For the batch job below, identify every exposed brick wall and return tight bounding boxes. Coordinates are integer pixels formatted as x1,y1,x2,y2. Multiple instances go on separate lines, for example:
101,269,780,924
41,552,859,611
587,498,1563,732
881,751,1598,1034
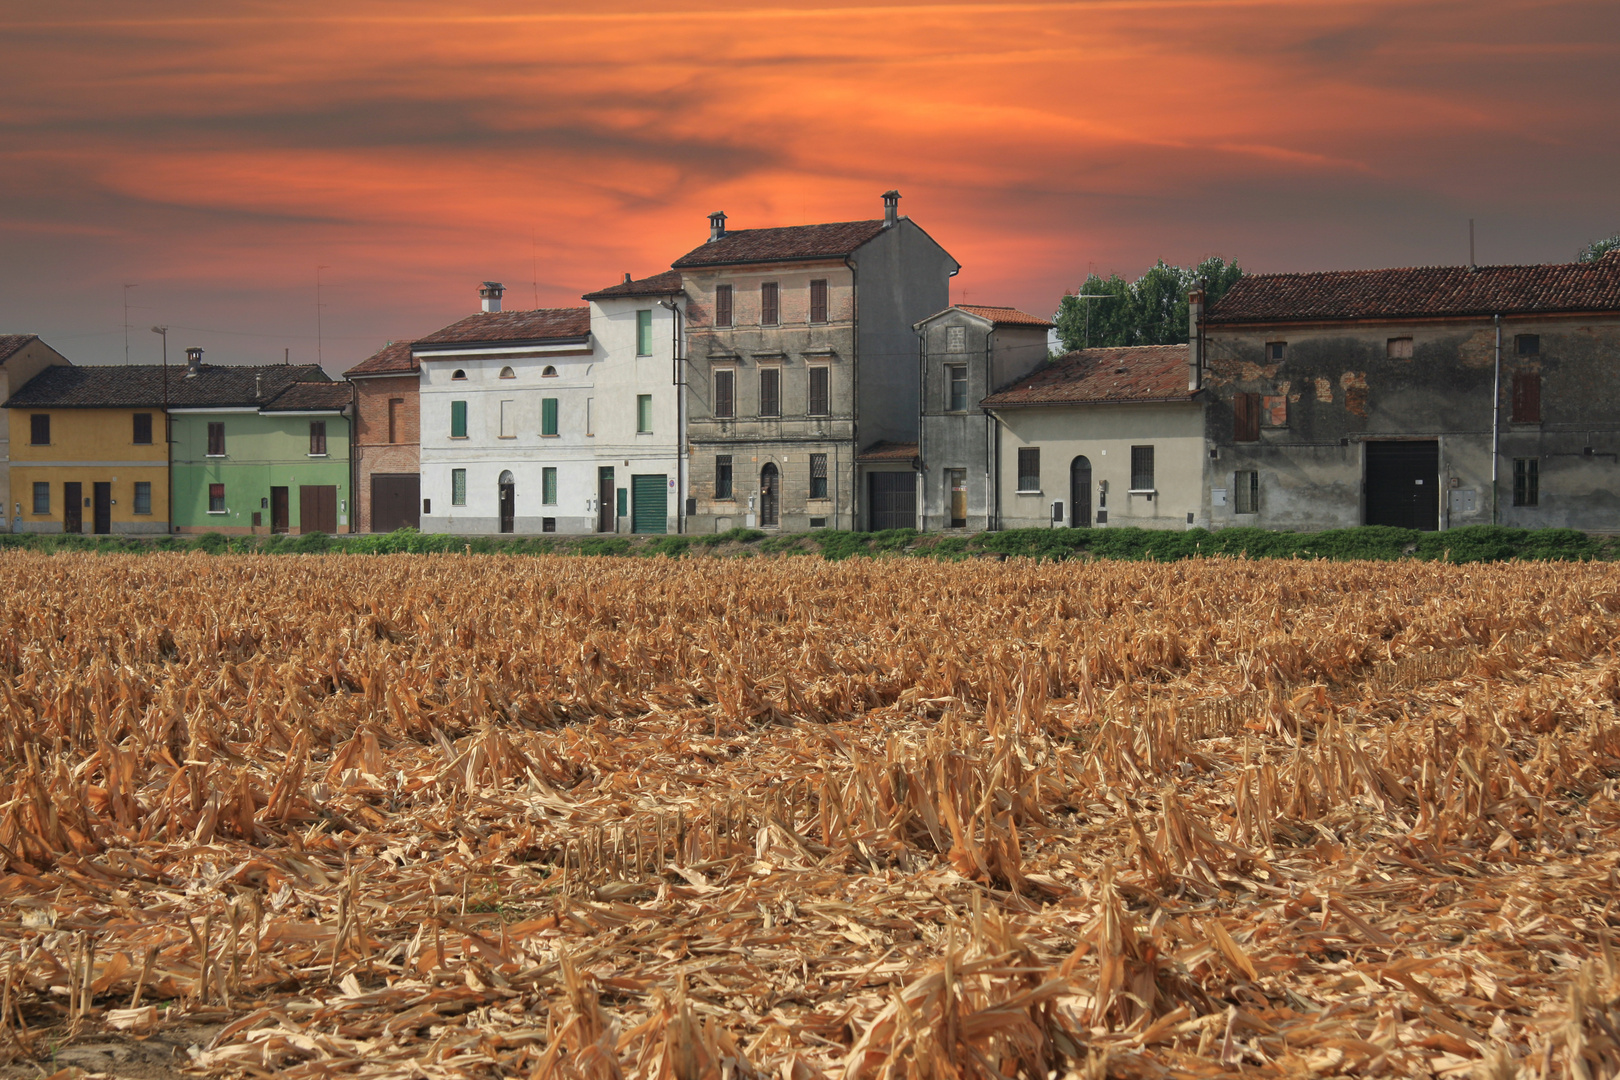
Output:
352,375,420,532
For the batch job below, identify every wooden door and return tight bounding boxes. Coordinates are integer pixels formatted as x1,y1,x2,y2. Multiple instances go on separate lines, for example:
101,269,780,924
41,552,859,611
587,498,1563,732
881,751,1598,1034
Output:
270,487,289,534
299,485,338,535
1364,441,1440,531
499,480,515,533
1069,456,1092,528
947,469,967,528
63,482,82,534
597,467,615,532
93,482,112,534
759,464,779,527
370,474,419,533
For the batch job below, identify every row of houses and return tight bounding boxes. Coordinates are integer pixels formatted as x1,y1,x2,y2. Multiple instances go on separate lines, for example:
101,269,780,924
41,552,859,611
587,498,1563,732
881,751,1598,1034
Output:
4,191,1618,536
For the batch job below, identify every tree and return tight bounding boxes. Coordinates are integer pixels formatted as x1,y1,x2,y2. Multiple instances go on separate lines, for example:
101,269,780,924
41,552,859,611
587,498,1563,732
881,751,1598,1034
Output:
1578,234,1620,263
1053,256,1243,353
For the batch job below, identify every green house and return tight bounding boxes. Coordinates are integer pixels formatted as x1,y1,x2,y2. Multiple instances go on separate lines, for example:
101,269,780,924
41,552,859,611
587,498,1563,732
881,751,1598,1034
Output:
167,352,353,535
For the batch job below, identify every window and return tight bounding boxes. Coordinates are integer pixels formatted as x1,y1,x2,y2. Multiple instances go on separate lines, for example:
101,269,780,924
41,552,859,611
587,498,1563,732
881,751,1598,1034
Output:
207,422,226,456
1233,471,1259,514
636,310,653,355
947,364,968,412
208,483,226,513
1017,447,1040,492
387,398,403,443
542,365,558,378
1266,341,1286,361
637,394,653,433
134,481,152,515
759,367,781,416
808,366,829,416
32,482,49,514
498,400,514,438
1387,337,1413,359
714,284,733,327
451,369,467,380
1131,445,1155,491
542,467,557,505
1512,372,1541,423
760,282,779,326
946,325,966,352
1513,458,1539,506
133,413,153,445
1234,392,1261,441
450,400,468,438
29,414,49,446
542,517,556,533
499,366,515,379
541,397,558,436
309,420,327,455
714,369,735,418
809,279,828,323
1516,334,1540,356
809,453,828,499
451,469,467,506
715,455,733,498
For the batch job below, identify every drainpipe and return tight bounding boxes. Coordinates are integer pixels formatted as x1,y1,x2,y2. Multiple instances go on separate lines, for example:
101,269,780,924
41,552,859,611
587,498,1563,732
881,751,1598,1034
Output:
1491,314,1502,524
661,296,685,534
350,379,359,534
916,326,925,530
845,254,860,530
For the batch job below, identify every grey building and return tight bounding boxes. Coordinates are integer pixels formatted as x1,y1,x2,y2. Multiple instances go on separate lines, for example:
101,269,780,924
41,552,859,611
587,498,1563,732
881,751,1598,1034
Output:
674,191,959,532
1197,251,1620,532
915,304,1051,531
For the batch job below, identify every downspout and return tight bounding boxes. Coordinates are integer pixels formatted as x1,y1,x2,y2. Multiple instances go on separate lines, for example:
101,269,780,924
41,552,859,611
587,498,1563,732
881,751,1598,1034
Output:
916,326,925,530
1491,314,1502,524
661,296,686,534
845,254,859,530
350,379,359,534
985,326,994,530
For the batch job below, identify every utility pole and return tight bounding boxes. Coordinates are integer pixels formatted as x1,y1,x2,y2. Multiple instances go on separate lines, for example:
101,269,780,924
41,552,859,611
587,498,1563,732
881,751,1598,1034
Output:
1072,294,1117,350
316,265,331,365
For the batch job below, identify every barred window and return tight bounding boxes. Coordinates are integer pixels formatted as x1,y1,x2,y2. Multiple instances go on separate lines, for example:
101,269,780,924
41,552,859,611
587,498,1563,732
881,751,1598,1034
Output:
134,481,153,515
1131,446,1155,491
32,482,49,514
809,453,828,499
451,469,467,506
542,467,557,505
1513,458,1539,507
1233,471,1259,514
715,455,733,499
1017,447,1040,492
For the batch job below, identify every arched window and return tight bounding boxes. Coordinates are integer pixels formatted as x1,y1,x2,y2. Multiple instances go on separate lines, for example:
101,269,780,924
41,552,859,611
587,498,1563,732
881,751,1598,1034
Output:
542,365,558,378
451,369,467,381
499,366,515,379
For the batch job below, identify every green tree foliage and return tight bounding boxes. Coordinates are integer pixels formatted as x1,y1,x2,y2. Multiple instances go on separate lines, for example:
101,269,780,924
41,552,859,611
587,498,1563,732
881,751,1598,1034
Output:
1578,234,1620,263
1054,256,1243,352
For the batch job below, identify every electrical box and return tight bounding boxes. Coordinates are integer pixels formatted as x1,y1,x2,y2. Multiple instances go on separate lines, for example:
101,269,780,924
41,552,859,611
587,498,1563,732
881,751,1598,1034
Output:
1448,489,1477,514
1051,500,1064,523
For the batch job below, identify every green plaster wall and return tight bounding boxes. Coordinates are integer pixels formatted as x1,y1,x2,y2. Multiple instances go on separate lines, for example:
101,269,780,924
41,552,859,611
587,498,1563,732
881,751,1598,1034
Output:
170,412,351,532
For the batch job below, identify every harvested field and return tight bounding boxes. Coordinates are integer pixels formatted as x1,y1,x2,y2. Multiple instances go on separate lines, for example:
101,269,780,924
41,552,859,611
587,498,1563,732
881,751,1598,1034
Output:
0,552,1618,1079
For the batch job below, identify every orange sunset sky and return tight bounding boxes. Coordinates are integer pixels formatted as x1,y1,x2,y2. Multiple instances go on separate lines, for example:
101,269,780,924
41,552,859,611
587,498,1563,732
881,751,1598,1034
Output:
3,0,1618,372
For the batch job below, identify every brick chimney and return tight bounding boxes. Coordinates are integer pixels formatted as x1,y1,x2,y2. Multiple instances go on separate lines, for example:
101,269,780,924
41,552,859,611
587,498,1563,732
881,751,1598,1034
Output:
882,190,900,227
184,347,203,378
1187,289,1204,391
708,211,727,243
479,281,505,313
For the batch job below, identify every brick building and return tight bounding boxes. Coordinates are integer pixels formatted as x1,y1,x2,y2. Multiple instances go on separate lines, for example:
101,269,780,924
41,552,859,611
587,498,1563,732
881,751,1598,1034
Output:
345,341,420,533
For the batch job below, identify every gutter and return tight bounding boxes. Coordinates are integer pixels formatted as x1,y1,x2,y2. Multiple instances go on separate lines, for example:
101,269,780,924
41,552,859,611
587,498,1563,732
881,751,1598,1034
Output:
845,252,859,530
1491,314,1502,524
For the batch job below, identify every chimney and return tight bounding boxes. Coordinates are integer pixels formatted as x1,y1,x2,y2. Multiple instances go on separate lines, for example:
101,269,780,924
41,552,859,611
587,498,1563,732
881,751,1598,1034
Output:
882,190,901,227
479,281,505,313
184,347,203,378
708,211,727,243
1186,289,1204,391
254,373,262,400
623,272,632,284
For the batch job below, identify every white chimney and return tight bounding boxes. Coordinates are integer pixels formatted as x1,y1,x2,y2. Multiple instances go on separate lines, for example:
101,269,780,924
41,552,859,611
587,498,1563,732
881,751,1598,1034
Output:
882,190,900,227
1187,289,1205,391
184,347,203,377
708,211,727,243
479,281,505,313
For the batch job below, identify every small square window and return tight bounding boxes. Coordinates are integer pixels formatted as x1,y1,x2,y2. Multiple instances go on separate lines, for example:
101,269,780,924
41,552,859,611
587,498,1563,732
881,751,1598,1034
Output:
809,516,827,528
1386,337,1413,359
1516,334,1540,356
1266,341,1286,361
542,517,556,533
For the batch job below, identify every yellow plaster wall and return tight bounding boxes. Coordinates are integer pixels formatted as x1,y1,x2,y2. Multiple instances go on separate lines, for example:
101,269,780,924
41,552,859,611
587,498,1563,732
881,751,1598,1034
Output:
9,407,169,531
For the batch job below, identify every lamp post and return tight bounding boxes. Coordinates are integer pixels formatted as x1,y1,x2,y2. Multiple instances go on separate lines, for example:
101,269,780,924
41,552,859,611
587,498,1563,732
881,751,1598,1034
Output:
151,326,171,533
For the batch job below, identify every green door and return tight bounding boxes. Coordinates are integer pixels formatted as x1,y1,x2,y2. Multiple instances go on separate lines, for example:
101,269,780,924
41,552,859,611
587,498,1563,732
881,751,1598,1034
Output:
631,474,668,534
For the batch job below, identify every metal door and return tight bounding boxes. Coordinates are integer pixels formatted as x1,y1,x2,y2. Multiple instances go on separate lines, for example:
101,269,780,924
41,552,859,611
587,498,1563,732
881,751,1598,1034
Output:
947,469,967,528
867,472,915,531
270,487,289,534
498,471,515,533
93,482,112,534
1364,441,1440,530
1069,456,1092,528
631,475,668,534
597,467,615,532
370,474,419,533
63,482,82,534
759,463,779,527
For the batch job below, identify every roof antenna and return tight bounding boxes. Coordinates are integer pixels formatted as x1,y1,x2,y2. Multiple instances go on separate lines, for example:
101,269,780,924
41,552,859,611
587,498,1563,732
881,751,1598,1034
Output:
285,347,290,366
1469,219,1475,270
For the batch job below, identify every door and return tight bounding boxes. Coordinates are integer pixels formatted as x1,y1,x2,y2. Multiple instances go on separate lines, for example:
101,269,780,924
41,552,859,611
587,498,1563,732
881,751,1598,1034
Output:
867,472,916,531
370,474,420,533
631,475,668,534
63,482,82,534
92,482,112,534
1364,441,1440,530
946,469,967,528
759,463,780,527
1069,456,1092,528
299,485,338,535
597,467,615,532
498,471,515,533
270,487,289,534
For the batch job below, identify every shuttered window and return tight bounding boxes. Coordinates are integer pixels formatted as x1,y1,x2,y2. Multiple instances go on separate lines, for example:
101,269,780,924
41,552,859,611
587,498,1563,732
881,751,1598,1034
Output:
451,469,467,506
207,422,226,456
1130,446,1155,491
761,282,779,326
541,397,559,436
759,367,780,417
1234,393,1261,441
809,279,828,323
1513,458,1539,506
714,369,735,418
309,421,327,455
636,310,653,355
134,481,152,515
715,455,733,499
1512,372,1541,423
809,453,828,499
714,284,733,327
808,367,829,416
450,400,467,438
542,467,557,505
133,413,153,445
208,483,226,513
1017,447,1040,492
29,414,49,446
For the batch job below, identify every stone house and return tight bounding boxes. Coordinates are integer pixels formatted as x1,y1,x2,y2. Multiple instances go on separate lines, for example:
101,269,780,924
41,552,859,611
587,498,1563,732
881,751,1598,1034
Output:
0,335,72,532
674,191,959,532
1198,251,1620,532
345,341,420,533
914,304,1051,531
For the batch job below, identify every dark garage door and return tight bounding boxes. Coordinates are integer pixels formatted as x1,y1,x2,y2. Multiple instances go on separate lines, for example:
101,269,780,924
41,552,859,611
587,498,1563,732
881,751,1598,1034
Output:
371,474,420,533
299,485,338,535
867,472,916,531
1365,441,1439,531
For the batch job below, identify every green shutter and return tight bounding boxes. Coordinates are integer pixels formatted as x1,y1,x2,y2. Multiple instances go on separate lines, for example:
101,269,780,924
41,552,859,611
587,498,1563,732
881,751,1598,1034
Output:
631,475,668,534
542,397,559,436
616,487,628,518
636,310,653,355
450,400,467,438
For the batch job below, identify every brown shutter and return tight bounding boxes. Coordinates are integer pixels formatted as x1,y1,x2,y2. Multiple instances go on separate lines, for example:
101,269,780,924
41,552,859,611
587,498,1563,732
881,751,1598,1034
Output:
1512,372,1541,423
1234,393,1260,441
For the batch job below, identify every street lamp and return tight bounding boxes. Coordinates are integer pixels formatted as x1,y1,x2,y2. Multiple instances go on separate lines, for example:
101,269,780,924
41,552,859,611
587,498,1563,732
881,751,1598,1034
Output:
150,326,169,442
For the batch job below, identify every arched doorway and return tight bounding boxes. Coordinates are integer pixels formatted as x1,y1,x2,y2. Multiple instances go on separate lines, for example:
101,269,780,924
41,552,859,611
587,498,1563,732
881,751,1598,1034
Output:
1069,456,1092,528
759,463,780,527
498,470,515,533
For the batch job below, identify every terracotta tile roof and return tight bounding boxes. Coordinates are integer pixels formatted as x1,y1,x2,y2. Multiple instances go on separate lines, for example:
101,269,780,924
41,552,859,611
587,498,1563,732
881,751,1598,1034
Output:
954,304,1053,328
981,345,1193,407
671,221,889,269
261,381,352,411
582,270,684,300
1207,250,1620,324
0,334,39,364
3,363,330,409
415,307,591,348
857,440,920,463
344,340,417,378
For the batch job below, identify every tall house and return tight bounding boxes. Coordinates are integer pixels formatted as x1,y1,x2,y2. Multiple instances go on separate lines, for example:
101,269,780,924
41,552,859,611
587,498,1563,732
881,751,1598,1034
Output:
674,191,958,532
914,305,1051,531
166,352,352,535
3,364,170,535
0,335,72,532
345,341,420,533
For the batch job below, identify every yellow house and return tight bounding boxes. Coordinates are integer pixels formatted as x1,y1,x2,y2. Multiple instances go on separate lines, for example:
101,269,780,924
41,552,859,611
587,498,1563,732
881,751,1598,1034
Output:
0,336,72,532
4,365,172,534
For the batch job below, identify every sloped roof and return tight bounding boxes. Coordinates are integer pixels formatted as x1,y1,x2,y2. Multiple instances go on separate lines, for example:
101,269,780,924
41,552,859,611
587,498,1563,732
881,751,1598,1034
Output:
415,307,591,348
955,304,1053,328
1207,250,1620,324
671,221,889,269
582,270,684,300
0,335,39,364
857,440,920,463
261,381,352,411
981,345,1193,408
344,340,417,377
3,363,330,409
